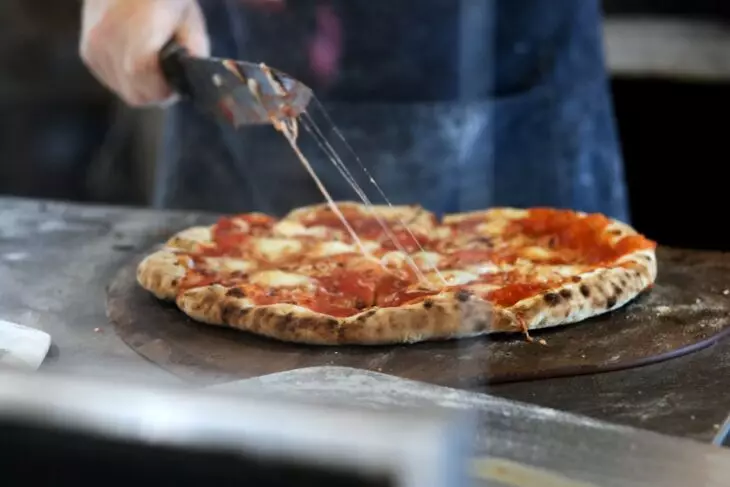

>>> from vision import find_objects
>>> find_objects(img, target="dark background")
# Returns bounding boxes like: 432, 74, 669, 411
0, 1, 728, 249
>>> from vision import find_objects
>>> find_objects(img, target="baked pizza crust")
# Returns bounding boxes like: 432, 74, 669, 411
137, 249, 186, 300
176, 286, 496, 345
136, 204, 658, 346
172, 248, 656, 345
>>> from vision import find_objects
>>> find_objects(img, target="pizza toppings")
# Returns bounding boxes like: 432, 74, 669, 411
167, 205, 657, 316
139, 203, 658, 344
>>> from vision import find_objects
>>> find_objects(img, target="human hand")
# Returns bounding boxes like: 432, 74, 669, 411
80, 0, 209, 107
79, 0, 283, 107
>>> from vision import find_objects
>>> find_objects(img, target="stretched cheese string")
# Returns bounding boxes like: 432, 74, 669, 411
256, 63, 443, 288
307, 98, 447, 285
272, 116, 378, 263
299, 111, 447, 287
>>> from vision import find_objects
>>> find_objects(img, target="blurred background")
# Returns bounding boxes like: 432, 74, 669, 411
0, 0, 728, 249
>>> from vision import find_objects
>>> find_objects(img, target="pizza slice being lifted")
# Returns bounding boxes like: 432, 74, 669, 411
137, 202, 657, 345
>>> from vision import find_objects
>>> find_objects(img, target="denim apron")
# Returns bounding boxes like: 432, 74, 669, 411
153, 0, 630, 222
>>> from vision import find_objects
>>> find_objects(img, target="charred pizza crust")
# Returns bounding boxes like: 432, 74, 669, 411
136, 203, 658, 345
173, 249, 655, 345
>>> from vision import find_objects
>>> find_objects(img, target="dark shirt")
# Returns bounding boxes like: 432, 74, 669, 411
154, 0, 629, 222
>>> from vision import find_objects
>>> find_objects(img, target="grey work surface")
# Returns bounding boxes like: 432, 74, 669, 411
2, 197, 730, 442
212, 366, 730, 487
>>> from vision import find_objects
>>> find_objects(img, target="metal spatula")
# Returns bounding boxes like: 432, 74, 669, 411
159, 40, 313, 128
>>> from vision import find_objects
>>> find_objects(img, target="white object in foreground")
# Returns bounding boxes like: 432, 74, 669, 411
0, 319, 51, 372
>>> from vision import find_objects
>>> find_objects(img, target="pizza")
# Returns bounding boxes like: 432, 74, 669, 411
136, 202, 658, 345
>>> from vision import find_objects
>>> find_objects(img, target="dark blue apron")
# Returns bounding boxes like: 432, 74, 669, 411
153, 0, 630, 222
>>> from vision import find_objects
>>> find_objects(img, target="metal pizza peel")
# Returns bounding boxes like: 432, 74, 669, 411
159, 40, 313, 128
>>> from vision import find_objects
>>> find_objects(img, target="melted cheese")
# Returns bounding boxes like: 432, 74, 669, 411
249, 270, 315, 289
272, 221, 331, 239
252, 238, 303, 261
467, 262, 501, 275
167, 226, 213, 250
464, 283, 501, 296
380, 250, 407, 268
412, 251, 442, 270
203, 257, 255, 273
520, 246, 557, 261
542, 265, 588, 277
428, 270, 479, 286
311, 241, 358, 258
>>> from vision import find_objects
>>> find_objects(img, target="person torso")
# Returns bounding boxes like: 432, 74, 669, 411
156, 0, 629, 222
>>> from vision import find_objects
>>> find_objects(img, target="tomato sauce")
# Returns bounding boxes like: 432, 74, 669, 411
379, 229, 432, 252
174, 207, 656, 317
506, 208, 656, 264
485, 282, 552, 307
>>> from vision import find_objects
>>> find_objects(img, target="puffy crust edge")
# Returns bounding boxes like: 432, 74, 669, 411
512, 248, 657, 332
173, 248, 657, 346
176, 286, 501, 345
136, 249, 186, 300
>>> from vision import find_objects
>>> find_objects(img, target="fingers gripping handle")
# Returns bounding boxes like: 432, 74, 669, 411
159, 39, 193, 98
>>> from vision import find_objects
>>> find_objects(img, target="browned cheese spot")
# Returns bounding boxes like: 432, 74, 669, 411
171, 278, 179, 287
423, 299, 434, 309
606, 295, 617, 308
612, 283, 623, 296
571, 275, 582, 283
559, 289, 572, 299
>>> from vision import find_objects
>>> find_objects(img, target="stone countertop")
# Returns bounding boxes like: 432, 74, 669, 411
0, 197, 215, 384
1, 196, 729, 443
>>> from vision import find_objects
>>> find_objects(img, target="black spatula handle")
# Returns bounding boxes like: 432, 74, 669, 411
159, 39, 193, 97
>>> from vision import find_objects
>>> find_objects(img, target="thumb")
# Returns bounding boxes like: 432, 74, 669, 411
176, 2, 210, 58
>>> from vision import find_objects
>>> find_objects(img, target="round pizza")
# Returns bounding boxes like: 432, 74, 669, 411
137, 202, 658, 345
